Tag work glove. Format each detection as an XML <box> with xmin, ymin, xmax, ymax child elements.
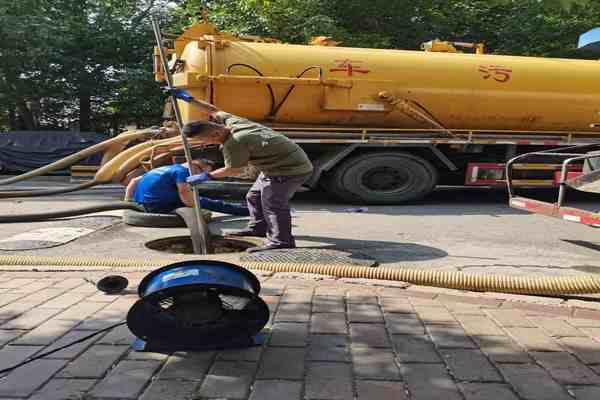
<box><xmin>167</xmin><ymin>88</ymin><xmax>195</xmax><ymax>103</ymax></box>
<box><xmin>186</xmin><ymin>171</ymin><xmax>212</xmax><ymax>185</ymax></box>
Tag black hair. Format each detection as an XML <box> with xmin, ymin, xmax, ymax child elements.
<box><xmin>182</xmin><ymin>120</ymin><xmax>224</xmax><ymax>138</ymax></box>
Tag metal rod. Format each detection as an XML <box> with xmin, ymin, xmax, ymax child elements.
<box><xmin>151</xmin><ymin>16</ymin><xmax>208</xmax><ymax>255</ymax></box>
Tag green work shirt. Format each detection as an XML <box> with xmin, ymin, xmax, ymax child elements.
<box><xmin>214</xmin><ymin>111</ymin><xmax>313</xmax><ymax>177</ymax></box>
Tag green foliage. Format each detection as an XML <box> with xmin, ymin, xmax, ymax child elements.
<box><xmin>0</xmin><ymin>0</ymin><xmax>598</xmax><ymax>132</ymax></box>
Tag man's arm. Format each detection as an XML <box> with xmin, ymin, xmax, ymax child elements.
<box><xmin>125</xmin><ymin>176</ymin><xmax>142</xmax><ymax>201</ymax></box>
<box><xmin>209</xmin><ymin>166</ymin><xmax>245</xmax><ymax>179</ymax></box>
<box><xmin>177</xmin><ymin>182</ymin><xmax>195</xmax><ymax>207</ymax></box>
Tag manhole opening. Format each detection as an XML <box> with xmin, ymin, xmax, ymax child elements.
<box><xmin>145</xmin><ymin>236</ymin><xmax>261</xmax><ymax>255</ymax></box>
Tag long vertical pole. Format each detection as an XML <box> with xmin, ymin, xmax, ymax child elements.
<box><xmin>151</xmin><ymin>16</ymin><xmax>208</xmax><ymax>254</ymax></box>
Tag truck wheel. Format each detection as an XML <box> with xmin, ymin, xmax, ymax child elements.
<box><xmin>327</xmin><ymin>152</ymin><xmax>438</xmax><ymax>204</ymax></box>
<box><xmin>122</xmin><ymin>209</ymin><xmax>212</xmax><ymax>228</ymax></box>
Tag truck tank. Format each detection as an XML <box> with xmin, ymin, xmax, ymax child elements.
<box><xmin>163</xmin><ymin>23</ymin><xmax>600</xmax><ymax>134</ymax></box>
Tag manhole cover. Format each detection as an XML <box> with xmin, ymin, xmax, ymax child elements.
<box><xmin>240</xmin><ymin>248</ymin><xmax>376</xmax><ymax>267</ymax></box>
<box><xmin>145</xmin><ymin>236</ymin><xmax>260</xmax><ymax>255</ymax></box>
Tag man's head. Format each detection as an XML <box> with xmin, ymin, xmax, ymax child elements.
<box><xmin>183</xmin><ymin>120</ymin><xmax>230</xmax><ymax>145</ymax></box>
<box><xmin>191</xmin><ymin>158</ymin><xmax>216</xmax><ymax>172</ymax></box>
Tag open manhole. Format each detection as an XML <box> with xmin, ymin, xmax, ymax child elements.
<box><xmin>145</xmin><ymin>235</ymin><xmax>261</xmax><ymax>255</ymax></box>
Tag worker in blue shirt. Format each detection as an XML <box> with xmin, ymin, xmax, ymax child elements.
<box><xmin>125</xmin><ymin>159</ymin><xmax>249</xmax><ymax>216</ymax></box>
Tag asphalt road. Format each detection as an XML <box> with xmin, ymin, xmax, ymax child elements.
<box><xmin>1</xmin><ymin>178</ymin><xmax>600</xmax><ymax>276</ymax></box>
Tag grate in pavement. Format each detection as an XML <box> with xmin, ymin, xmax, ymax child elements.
<box><xmin>240</xmin><ymin>248</ymin><xmax>376</xmax><ymax>267</ymax></box>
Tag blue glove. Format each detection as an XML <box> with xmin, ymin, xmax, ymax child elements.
<box><xmin>169</xmin><ymin>88</ymin><xmax>195</xmax><ymax>103</ymax></box>
<box><xmin>186</xmin><ymin>171</ymin><xmax>212</xmax><ymax>185</ymax></box>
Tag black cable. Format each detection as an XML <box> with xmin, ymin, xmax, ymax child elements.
<box><xmin>226</xmin><ymin>64</ymin><xmax>276</xmax><ymax>115</ymax></box>
<box><xmin>0</xmin><ymin>321</ymin><xmax>126</xmax><ymax>375</ymax></box>
<box><xmin>269</xmin><ymin>66</ymin><xmax>323</xmax><ymax>119</ymax></box>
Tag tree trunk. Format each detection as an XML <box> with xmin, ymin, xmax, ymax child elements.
<box><xmin>79</xmin><ymin>88</ymin><xmax>91</xmax><ymax>132</ymax></box>
<box><xmin>15</xmin><ymin>99</ymin><xmax>35</xmax><ymax>130</ymax></box>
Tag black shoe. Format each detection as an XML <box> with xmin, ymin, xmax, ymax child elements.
<box><xmin>246</xmin><ymin>244</ymin><xmax>295</xmax><ymax>253</ymax></box>
<box><xmin>227</xmin><ymin>229</ymin><xmax>266</xmax><ymax>238</ymax></box>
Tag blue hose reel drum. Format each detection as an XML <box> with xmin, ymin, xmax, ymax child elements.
<box><xmin>127</xmin><ymin>260</ymin><xmax>270</xmax><ymax>351</ymax></box>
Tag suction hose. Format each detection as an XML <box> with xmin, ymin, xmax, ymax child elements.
<box><xmin>0</xmin><ymin>181</ymin><xmax>98</xmax><ymax>199</ymax></box>
<box><xmin>0</xmin><ymin>202</ymin><xmax>144</xmax><ymax>223</ymax></box>
<box><xmin>0</xmin><ymin>255</ymin><xmax>599</xmax><ymax>296</ymax></box>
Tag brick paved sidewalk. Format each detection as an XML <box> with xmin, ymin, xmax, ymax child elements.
<box><xmin>2</xmin><ymin>271</ymin><xmax>600</xmax><ymax>399</ymax></box>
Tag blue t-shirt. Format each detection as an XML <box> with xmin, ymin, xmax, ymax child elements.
<box><xmin>133</xmin><ymin>164</ymin><xmax>191</xmax><ymax>212</ymax></box>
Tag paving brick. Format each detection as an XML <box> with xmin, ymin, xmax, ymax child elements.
<box><xmin>440</xmin><ymin>349</ymin><xmax>502</xmax><ymax>382</ymax></box>
<box><xmin>1</xmin><ymin>307</ymin><xmax>62</xmax><ymax>329</ymax></box>
<box><xmin>13</xmin><ymin>318</ymin><xmax>79</xmax><ymax>345</ymax></box>
<box><xmin>454</xmin><ymin>314</ymin><xmax>505</xmax><ymax>336</ymax></box>
<box><xmin>126</xmin><ymin>350</ymin><xmax>170</xmax><ymax>361</ymax></box>
<box><xmin>54</xmin><ymin>301</ymin><xmax>107</xmax><ymax>322</ymax></box>
<box><xmin>356</xmin><ymin>380</ymin><xmax>408</xmax><ymax>400</ymax></box>
<box><xmin>313</xmin><ymin>295</ymin><xmax>345</xmax><ymax>313</ymax></box>
<box><xmin>249</xmin><ymin>380</ymin><xmax>302</xmax><ymax>400</ymax></box>
<box><xmin>497</xmin><ymin>363</ymin><xmax>572</xmax><ymax>400</ymax></box>
<box><xmin>198</xmin><ymin>361</ymin><xmax>257</xmax><ymax>399</ymax></box>
<box><xmin>39</xmin><ymin>292</ymin><xmax>88</xmax><ymax>309</ymax></box>
<box><xmin>0</xmin><ymin>329</ymin><xmax>25</xmax><ymax>346</ymax></box>
<box><xmin>258</xmin><ymin>347</ymin><xmax>305</xmax><ymax>379</ymax></box>
<box><xmin>352</xmin><ymin>346</ymin><xmax>401</xmax><ymax>380</ymax></box>
<box><xmin>0</xmin><ymin>278</ymin><xmax>36</xmax><ymax>289</ymax></box>
<box><xmin>311</xmin><ymin>313</ymin><xmax>347</xmax><ymax>334</ymax></box>
<box><xmin>218</xmin><ymin>346</ymin><xmax>263</xmax><ymax>361</ymax></box>
<box><xmin>42</xmin><ymin>329</ymin><xmax>102</xmax><ymax>359</ymax></box>
<box><xmin>408</xmin><ymin>296</ymin><xmax>442</xmax><ymax>306</ymax></box>
<box><xmin>458</xmin><ymin>383</ymin><xmax>519</xmax><ymax>400</ymax></box>
<box><xmin>314</xmin><ymin>284</ymin><xmax>348</xmax><ymax>296</ymax></box>
<box><xmin>347</xmin><ymin>293</ymin><xmax>377</xmax><ymax>304</ymax></box>
<box><xmin>51</xmin><ymin>278</ymin><xmax>85</xmax><ymax>289</ymax></box>
<box><xmin>350</xmin><ymin>324</ymin><xmax>390</xmax><ymax>347</ymax></box>
<box><xmin>348</xmin><ymin>303</ymin><xmax>383</xmax><ymax>323</ymax></box>
<box><xmin>569</xmin><ymin>386</ymin><xmax>600</xmax><ymax>400</ymax></box>
<box><xmin>558</xmin><ymin>336</ymin><xmax>600</xmax><ymax>364</ymax></box>
<box><xmin>392</xmin><ymin>335</ymin><xmax>442</xmax><ymax>363</ymax></box>
<box><xmin>140</xmin><ymin>379</ymin><xmax>198</xmax><ymax>400</ymax></box>
<box><xmin>486</xmin><ymin>309</ymin><xmax>534</xmax><ymax>327</ymax></box>
<box><xmin>581</xmin><ymin>326</ymin><xmax>600</xmax><ymax>340</ymax></box>
<box><xmin>399</xmin><ymin>363</ymin><xmax>463</xmax><ymax>400</ymax></box>
<box><xmin>89</xmin><ymin>360</ymin><xmax>161</xmax><ymax>399</ymax></box>
<box><xmin>444</xmin><ymin>303</ymin><xmax>486</xmax><ymax>315</ymax></box>
<box><xmin>260</xmin><ymin>283</ymin><xmax>285</xmax><ymax>296</ymax></box>
<box><xmin>438</xmin><ymin>294</ymin><xmax>503</xmax><ymax>309</ymax></box>
<box><xmin>86</xmin><ymin>292</ymin><xmax>121</xmax><ymax>302</ymax></box>
<box><xmin>426</xmin><ymin>324</ymin><xmax>477</xmax><ymax>349</ymax></box>
<box><xmin>308</xmin><ymin>335</ymin><xmax>350</xmax><ymax>362</ymax></box>
<box><xmin>0</xmin><ymin>358</ymin><xmax>67</xmax><ymax>397</ymax></box>
<box><xmin>569</xmin><ymin>317</ymin><xmax>600</xmax><ymax>327</ymax></box>
<box><xmin>507</xmin><ymin>303</ymin><xmax>572</xmax><ymax>318</ymax></box>
<box><xmin>20</xmin><ymin>280</ymin><xmax>60</xmax><ymax>293</ymax></box>
<box><xmin>0</xmin><ymin>293</ymin><xmax>28</xmax><ymax>308</ymax></box>
<box><xmin>0</xmin><ymin>301</ymin><xmax>37</xmax><ymax>320</ymax></box>
<box><xmin>19</xmin><ymin>289</ymin><xmax>65</xmax><ymax>306</ymax></box>
<box><xmin>30</xmin><ymin>379</ymin><xmax>96</xmax><ymax>400</ymax></box>
<box><xmin>527</xmin><ymin>316</ymin><xmax>585</xmax><ymax>337</ymax></box>
<box><xmin>77</xmin><ymin>309</ymin><xmax>127</xmax><ymax>330</ymax></box>
<box><xmin>269</xmin><ymin>322</ymin><xmax>308</xmax><ymax>347</ymax></box>
<box><xmin>530</xmin><ymin>351</ymin><xmax>600</xmax><ymax>385</ymax></box>
<box><xmin>275</xmin><ymin>302</ymin><xmax>311</xmax><ymax>322</ymax></box>
<box><xmin>0</xmin><ymin>345</ymin><xmax>42</xmax><ymax>370</ymax></box>
<box><xmin>380</xmin><ymin>297</ymin><xmax>414</xmax><ymax>314</ymax></box>
<box><xmin>472</xmin><ymin>335</ymin><xmax>531</xmax><ymax>363</ymax></box>
<box><xmin>306</xmin><ymin>362</ymin><xmax>353</xmax><ymax>400</ymax></box>
<box><xmin>158</xmin><ymin>351</ymin><xmax>215</xmax><ymax>380</ymax></box>
<box><xmin>58</xmin><ymin>344</ymin><xmax>129</xmax><ymax>378</ymax></box>
<box><xmin>414</xmin><ymin>306</ymin><xmax>456</xmax><ymax>324</ymax></box>
<box><xmin>504</xmin><ymin>327</ymin><xmax>564</xmax><ymax>352</ymax></box>
<box><xmin>385</xmin><ymin>313</ymin><xmax>425</xmax><ymax>335</ymax></box>
<box><xmin>281</xmin><ymin>288</ymin><xmax>313</xmax><ymax>303</ymax></box>
<box><xmin>97</xmin><ymin>324</ymin><xmax>135</xmax><ymax>345</ymax></box>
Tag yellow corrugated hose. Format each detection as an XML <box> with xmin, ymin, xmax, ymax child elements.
<box><xmin>0</xmin><ymin>255</ymin><xmax>599</xmax><ymax>295</ymax></box>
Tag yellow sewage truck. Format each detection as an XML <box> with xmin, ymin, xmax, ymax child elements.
<box><xmin>156</xmin><ymin>22</ymin><xmax>600</xmax><ymax>204</ymax></box>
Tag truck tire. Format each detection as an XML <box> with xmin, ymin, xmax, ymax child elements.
<box><xmin>326</xmin><ymin>152</ymin><xmax>438</xmax><ymax>204</ymax></box>
<box><xmin>122</xmin><ymin>209</ymin><xmax>212</xmax><ymax>228</ymax></box>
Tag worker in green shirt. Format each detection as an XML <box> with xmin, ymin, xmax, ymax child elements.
<box><xmin>175</xmin><ymin>92</ymin><xmax>313</xmax><ymax>253</ymax></box>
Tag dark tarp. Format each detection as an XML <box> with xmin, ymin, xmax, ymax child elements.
<box><xmin>0</xmin><ymin>131</ymin><xmax>108</xmax><ymax>173</ymax></box>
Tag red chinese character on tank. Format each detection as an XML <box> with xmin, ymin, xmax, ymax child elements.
<box><xmin>478</xmin><ymin>65</ymin><xmax>512</xmax><ymax>83</ymax></box>
<box><xmin>330</xmin><ymin>59</ymin><xmax>370</xmax><ymax>76</ymax></box>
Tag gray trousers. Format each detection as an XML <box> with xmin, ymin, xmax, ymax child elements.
<box><xmin>246</xmin><ymin>172</ymin><xmax>311</xmax><ymax>247</ymax></box>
